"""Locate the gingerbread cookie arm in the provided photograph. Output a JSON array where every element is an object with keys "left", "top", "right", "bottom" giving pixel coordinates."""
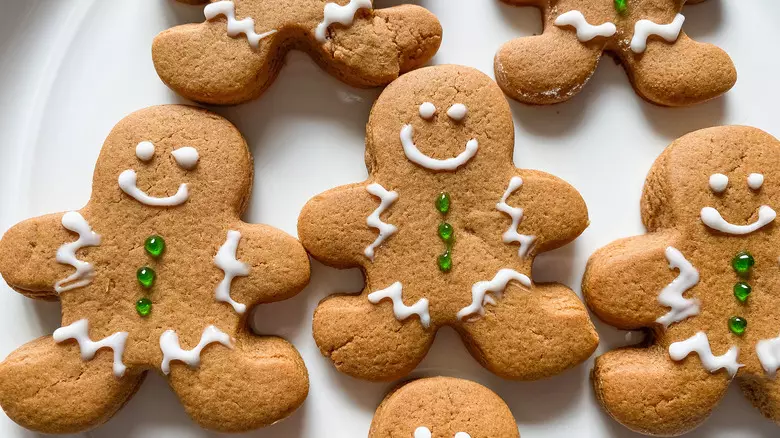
[
  {"left": 583, "top": 230, "right": 686, "bottom": 330},
  {"left": 0, "top": 213, "right": 89, "bottom": 300},
  {"left": 298, "top": 182, "right": 381, "bottom": 268},
  {"left": 0, "top": 336, "right": 145, "bottom": 434},
  {"left": 458, "top": 281, "right": 598, "bottom": 380},
  {"left": 593, "top": 345, "right": 730, "bottom": 436},
  {"left": 168, "top": 331, "right": 308, "bottom": 432}
]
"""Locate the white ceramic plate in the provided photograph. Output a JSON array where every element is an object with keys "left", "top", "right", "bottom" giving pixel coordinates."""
[{"left": 0, "top": 1, "right": 778, "bottom": 437}]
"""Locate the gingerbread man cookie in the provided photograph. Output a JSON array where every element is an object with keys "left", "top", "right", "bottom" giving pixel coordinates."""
[
  {"left": 584, "top": 126, "right": 780, "bottom": 435},
  {"left": 299, "top": 65, "right": 598, "bottom": 382},
  {"left": 0, "top": 106, "right": 310, "bottom": 433},
  {"left": 369, "top": 377, "right": 520, "bottom": 438},
  {"left": 495, "top": 0, "right": 736, "bottom": 106},
  {"left": 153, "top": 0, "right": 442, "bottom": 105}
]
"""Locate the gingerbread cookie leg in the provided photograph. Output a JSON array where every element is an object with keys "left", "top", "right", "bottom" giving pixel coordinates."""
[
  {"left": 622, "top": 33, "right": 736, "bottom": 107},
  {"left": 0, "top": 336, "right": 145, "bottom": 434},
  {"left": 495, "top": 27, "right": 604, "bottom": 104},
  {"left": 593, "top": 345, "right": 730, "bottom": 436},
  {"left": 739, "top": 375, "right": 780, "bottom": 424},
  {"left": 168, "top": 332, "right": 308, "bottom": 432}
]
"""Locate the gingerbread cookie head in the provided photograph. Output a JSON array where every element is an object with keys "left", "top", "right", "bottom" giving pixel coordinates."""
[
  {"left": 0, "top": 105, "right": 310, "bottom": 434},
  {"left": 300, "top": 65, "right": 598, "bottom": 382},
  {"left": 495, "top": 0, "right": 736, "bottom": 106},
  {"left": 369, "top": 377, "right": 520, "bottom": 438},
  {"left": 584, "top": 126, "right": 780, "bottom": 435},
  {"left": 153, "top": 0, "right": 443, "bottom": 105}
]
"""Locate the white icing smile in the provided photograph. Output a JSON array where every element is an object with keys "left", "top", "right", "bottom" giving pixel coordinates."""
[
  {"left": 700, "top": 205, "right": 776, "bottom": 235},
  {"left": 400, "top": 125, "right": 478, "bottom": 171},
  {"left": 119, "top": 170, "right": 190, "bottom": 207}
]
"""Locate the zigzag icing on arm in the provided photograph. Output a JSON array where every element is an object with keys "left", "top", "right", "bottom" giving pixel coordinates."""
[
  {"left": 656, "top": 247, "right": 700, "bottom": 328},
  {"left": 368, "top": 282, "right": 430, "bottom": 328},
  {"left": 756, "top": 335, "right": 780, "bottom": 376},
  {"left": 364, "top": 183, "right": 399, "bottom": 261},
  {"left": 55, "top": 212, "right": 102, "bottom": 293},
  {"left": 554, "top": 10, "right": 616, "bottom": 42},
  {"left": 496, "top": 176, "right": 536, "bottom": 258},
  {"left": 160, "top": 326, "right": 233, "bottom": 375},
  {"left": 630, "top": 13, "right": 685, "bottom": 53},
  {"left": 205, "top": 1, "right": 277, "bottom": 48},
  {"left": 53, "top": 319, "right": 128, "bottom": 377},
  {"left": 214, "top": 230, "right": 250, "bottom": 314},
  {"left": 457, "top": 269, "right": 531, "bottom": 321},
  {"left": 315, "top": 0, "right": 373, "bottom": 43},
  {"left": 669, "top": 332, "right": 742, "bottom": 377}
]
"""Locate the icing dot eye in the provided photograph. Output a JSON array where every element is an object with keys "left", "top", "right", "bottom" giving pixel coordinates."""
[
  {"left": 447, "top": 103, "right": 468, "bottom": 121},
  {"left": 748, "top": 173, "right": 764, "bottom": 190},
  {"left": 414, "top": 427, "right": 432, "bottom": 438},
  {"left": 172, "top": 146, "right": 199, "bottom": 170},
  {"left": 419, "top": 102, "right": 436, "bottom": 120},
  {"left": 709, "top": 173, "right": 728, "bottom": 193},
  {"left": 454, "top": 433, "right": 472, "bottom": 438},
  {"left": 135, "top": 141, "right": 155, "bottom": 162}
]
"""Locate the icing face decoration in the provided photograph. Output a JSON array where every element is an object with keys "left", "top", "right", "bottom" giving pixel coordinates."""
[
  {"left": 701, "top": 173, "right": 776, "bottom": 235},
  {"left": 119, "top": 142, "right": 202, "bottom": 207},
  {"left": 414, "top": 427, "right": 471, "bottom": 438},
  {"left": 401, "top": 103, "right": 478, "bottom": 171}
]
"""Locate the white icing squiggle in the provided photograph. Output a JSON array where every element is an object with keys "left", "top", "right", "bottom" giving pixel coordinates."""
[
  {"left": 368, "top": 282, "right": 430, "bottom": 328},
  {"left": 53, "top": 319, "right": 128, "bottom": 377},
  {"left": 748, "top": 173, "right": 765, "bottom": 190},
  {"left": 457, "top": 269, "right": 531, "bottom": 320},
  {"left": 55, "top": 212, "right": 102, "bottom": 293},
  {"left": 554, "top": 10, "right": 616, "bottom": 42},
  {"left": 172, "top": 147, "right": 199, "bottom": 170},
  {"left": 118, "top": 170, "right": 189, "bottom": 207},
  {"left": 669, "top": 332, "right": 742, "bottom": 377},
  {"left": 709, "top": 173, "right": 728, "bottom": 193},
  {"left": 365, "top": 183, "right": 399, "bottom": 261},
  {"left": 214, "top": 230, "right": 250, "bottom": 314},
  {"left": 160, "top": 325, "right": 232, "bottom": 375},
  {"left": 700, "top": 205, "right": 776, "bottom": 235},
  {"left": 757, "top": 335, "right": 780, "bottom": 377},
  {"left": 496, "top": 176, "right": 536, "bottom": 258},
  {"left": 656, "top": 247, "right": 700, "bottom": 328},
  {"left": 400, "top": 125, "right": 478, "bottom": 171},
  {"left": 631, "top": 14, "right": 685, "bottom": 54},
  {"left": 204, "top": 1, "right": 277, "bottom": 48},
  {"left": 315, "top": 0, "right": 373, "bottom": 43}
]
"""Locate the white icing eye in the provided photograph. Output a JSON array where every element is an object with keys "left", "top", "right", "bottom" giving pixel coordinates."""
[
  {"left": 419, "top": 102, "right": 436, "bottom": 120},
  {"left": 748, "top": 173, "right": 764, "bottom": 190},
  {"left": 172, "top": 147, "right": 199, "bottom": 170},
  {"left": 454, "top": 433, "right": 472, "bottom": 438},
  {"left": 709, "top": 173, "right": 728, "bottom": 193},
  {"left": 414, "top": 427, "right": 432, "bottom": 438},
  {"left": 447, "top": 103, "right": 468, "bottom": 121},
  {"left": 135, "top": 141, "right": 155, "bottom": 162}
]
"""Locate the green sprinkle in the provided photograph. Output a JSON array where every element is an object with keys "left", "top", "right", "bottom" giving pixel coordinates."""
[
  {"left": 614, "top": 0, "right": 627, "bottom": 14},
  {"left": 728, "top": 316, "right": 747, "bottom": 335},
  {"left": 135, "top": 298, "right": 152, "bottom": 317},
  {"left": 438, "top": 250, "right": 452, "bottom": 273},
  {"left": 144, "top": 235, "right": 165, "bottom": 258},
  {"left": 136, "top": 267, "right": 156, "bottom": 289},
  {"left": 438, "top": 222, "right": 454, "bottom": 242},
  {"left": 733, "top": 282, "right": 751, "bottom": 303},
  {"left": 732, "top": 251, "right": 755, "bottom": 276},
  {"left": 435, "top": 192, "right": 451, "bottom": 214}
]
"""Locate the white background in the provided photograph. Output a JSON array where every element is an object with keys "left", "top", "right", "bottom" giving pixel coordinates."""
[{"left": 0, "top": 0, "right": 778, "bottom": 437}]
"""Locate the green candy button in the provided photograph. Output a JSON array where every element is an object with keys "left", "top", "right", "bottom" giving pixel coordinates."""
[
  {"left": 144, "top": 235, "right": 165, "bottom": 258},
  {"left": 614, "top": 0, "right": 627, "bottom": 14},
  {"left": 135, "top": 298, "right": 152, "bottom": 317},
  {"left": 136, "top": 267, "right": 156, "bottom": 289},
  {"left": 733, "top": 282, "right": 751, "bottom": 303},
  {"left": 438, "top": 251, "right": 452, "bottom": 273},
  {"left": 435, "top": 192, "right": 451, "bottom": 214},
  {"left": 729, "top": 316, "right": 747, "bottom": 335},
  {"left": 732, "top": 251, "right": 754, "bottom": 276}
]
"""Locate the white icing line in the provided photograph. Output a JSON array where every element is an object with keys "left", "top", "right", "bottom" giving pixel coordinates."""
[
  {"left": 700, "top": 205, "right": 776, "bottom": 235},
  {"left": 669, "top": 332, "right": 742, "bottom": 377},
  {"left": 368, "top": 282, "right": 430, "bottom": 328},
  {"left": 419, "top": 102, "right": 436, "bottom": 120},
  {"left": 204, "top": 1, "right": 277, "bottom": 48},
  {"left": 160, "top": 325, "right": 233, "bottom": 375},
  {"left": 554, "top": 10, "right": 616, "bottom": 42},
  {"left": 656, "top": 247, "right": 700, "bottom": 328},
  {"left": 118, "top": 169, "right": 189, "bottom": 207},
  {"left": 446, "top": 103, "right": 467, "bottom": 121},
  {"left": 748, "top": 173, "right": 765, "bottom": 190},
  {"left": 54, "top": 212, "right": 101, "bottom": 293},
  {"left": 364, "top": 183, "right": 399, "bottom": 261},
  {"left": 400, "top": 125, "right": 478, "bottom": 171},
  {"left": 415, "top": 427, "right": 432, "bottom": 438},
  {"left": 315, "top": 0, "right": 373, "bottom": 43},
  {"left": 214, "top": 230, "right": 250, "bottom": 314},
  {"left": 454, "top": 433, "right": 471, "bottom": 438},
  {"left": 135, "top": 141, "right": 155, "bottom": 161},
  {"left": 631, "top": 13, "right": 685, "bottom": 54},
  {"left": 496, "top": 176, "right": 537, "bottom": 258},
  {"left": 709, "top": 173, "right": 728, "bottom": 193},
  {"left": 172, "top": 147, "right": 199, "bottom": 170},
  {"left": 457, "top": 269, "right": 531, "bottom": 321},
  {"left": 757, "top": 335, "right": 780, "bottom": 377},
  {"left": 53, "top": 319, "right": 128, "bottom": 377}
]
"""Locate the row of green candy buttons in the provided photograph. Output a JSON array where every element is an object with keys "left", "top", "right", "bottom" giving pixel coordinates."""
[
  {"left": 436, "top": 193, "right": 453, "bottom": 272},
  {"left": 135, "top": 235, "right": 165, "bottom": 316},
  {"left": 729, "top": 251, "right": 754, "bottom": 335}
]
